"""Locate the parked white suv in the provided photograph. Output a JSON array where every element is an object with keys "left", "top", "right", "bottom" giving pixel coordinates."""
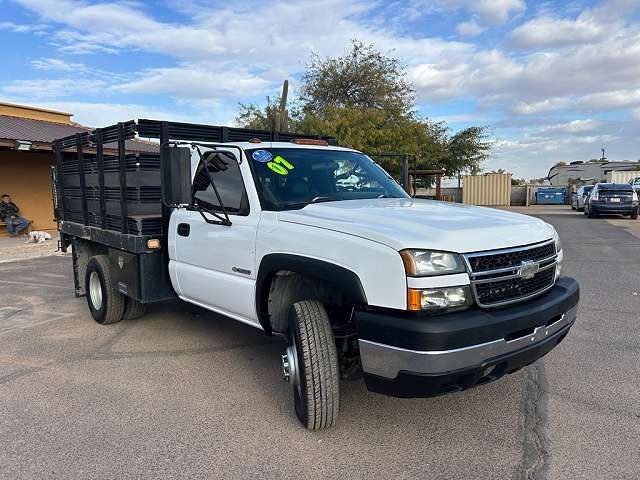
[{"left": 54, "top": 120, "right": 580, "bottom": 430}]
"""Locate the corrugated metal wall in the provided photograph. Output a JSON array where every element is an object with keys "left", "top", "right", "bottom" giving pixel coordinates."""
[
  {"left": 462, "top": 173, "right": 512, "bottom": 206},
  {"left": 606, "top": 171, "right": 639, "bottom": 183}
]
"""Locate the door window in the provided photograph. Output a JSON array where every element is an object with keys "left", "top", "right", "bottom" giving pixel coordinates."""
[{"left": 192, "top": 153, "right": 249, "bottom": 215}]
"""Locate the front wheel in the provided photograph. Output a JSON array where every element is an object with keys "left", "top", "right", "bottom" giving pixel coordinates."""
[
  {"left": 282, "top": 300, "right": 339, "bottom": 430},
  {"left": 631, "top": 209, "right": 638, "bottom": 220}
]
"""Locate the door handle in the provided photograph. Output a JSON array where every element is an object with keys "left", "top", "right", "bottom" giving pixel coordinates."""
[{"left": 177, "top": 223, "right": 190, "bottom": 237}]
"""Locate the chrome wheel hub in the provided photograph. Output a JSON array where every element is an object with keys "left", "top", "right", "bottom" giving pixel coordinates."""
[
  {"left": 89, "top": 271, "right": 103, "bottom": 310},
  {"left": 282, "top": 343, "right": 300, "bottom": 389}
]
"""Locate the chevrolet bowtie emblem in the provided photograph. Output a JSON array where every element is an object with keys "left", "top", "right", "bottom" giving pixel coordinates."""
[{"left": 518, "top": 260, "right": 539, "bottom": 279}]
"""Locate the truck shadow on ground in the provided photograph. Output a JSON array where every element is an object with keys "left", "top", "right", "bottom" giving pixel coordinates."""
[{"left": 113, "top": 300, "right": 537, "bottom": 456}]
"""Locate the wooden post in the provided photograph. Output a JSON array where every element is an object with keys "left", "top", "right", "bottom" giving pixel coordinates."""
[{"left": 435, "top": 174, "right": 442, "bottom": 200}]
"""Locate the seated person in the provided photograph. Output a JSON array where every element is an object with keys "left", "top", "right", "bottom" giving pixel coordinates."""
[{"left": 1, "top": 194, "right": 31, "bottom": 237}]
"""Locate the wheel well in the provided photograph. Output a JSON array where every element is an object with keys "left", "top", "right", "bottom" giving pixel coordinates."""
[
  {"left": 256, "top": 254, "right": 367, "bottom": 335},
  {"left": 71, "top": 238, "right": 108, "bottom": 297}
]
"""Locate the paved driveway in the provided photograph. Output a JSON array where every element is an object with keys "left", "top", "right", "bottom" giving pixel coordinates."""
[{"left": 0, "top": 209, "right": 638, "bottom": 479}]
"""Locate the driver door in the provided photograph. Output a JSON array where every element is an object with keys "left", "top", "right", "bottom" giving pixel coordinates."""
[{"left": 170, "top": 149, "right": 261, "bottom": 327}]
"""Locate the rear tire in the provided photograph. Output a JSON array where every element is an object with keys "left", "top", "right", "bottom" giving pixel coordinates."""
[
  {"left": 286, "top": 300, "right": 339, "bottom": 430},
  {"left": 85, "top": 255, "right": 126, "bottom": 325},
  {"left": 122, "top": 298, "right": 147, "bottom": 320}
]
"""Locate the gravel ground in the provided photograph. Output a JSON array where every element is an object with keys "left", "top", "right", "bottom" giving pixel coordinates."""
[
  {"left": 0, "top": 232, "right": 61, "bottom": 264},
  {"left": 0, "top": 207, "right": 638, "bottom": 479}
]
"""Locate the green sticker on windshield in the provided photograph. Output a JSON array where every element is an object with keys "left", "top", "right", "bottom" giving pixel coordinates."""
[{"left": 267, "top": 155, "right": 294, "bottom": 176}]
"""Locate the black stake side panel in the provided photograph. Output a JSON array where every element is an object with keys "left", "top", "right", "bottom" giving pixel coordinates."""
[{"left": 136, "top": 118, "right": 337, "bottom": 145}]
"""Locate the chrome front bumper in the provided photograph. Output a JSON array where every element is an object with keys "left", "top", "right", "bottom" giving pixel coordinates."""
[{"left": 359, "top": 304, "right": 578, "bottom": 380}]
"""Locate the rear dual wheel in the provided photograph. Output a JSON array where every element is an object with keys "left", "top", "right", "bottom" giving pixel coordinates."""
[{"left": 85, "top": 255, "right": 146, "bottom": 324}]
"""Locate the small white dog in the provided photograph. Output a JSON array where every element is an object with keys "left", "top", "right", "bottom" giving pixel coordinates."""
[{"left": 25, "top": 231, "right": 52, "bottom": 244}]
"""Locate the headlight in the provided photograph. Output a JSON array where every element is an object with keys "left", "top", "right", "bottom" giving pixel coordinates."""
[
  {"left": 633, "top": 191, "right": 638, "bottom": 202},
  {"left": 553, "top": 230, "right": 563, "bottom": 279},
  {"left": 553, "top": 230, "right": 562, "bottom": 254},
  {"left": 407, "top": 286, "right": 472, "bottom": 311},
  {"left": 400, "top": 249, "right": 466, "bottom": 277}
]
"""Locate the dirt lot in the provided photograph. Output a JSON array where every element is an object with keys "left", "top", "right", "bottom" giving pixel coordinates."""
[{"left": 1, "top": 206, "right": 639, "bottom": 479}]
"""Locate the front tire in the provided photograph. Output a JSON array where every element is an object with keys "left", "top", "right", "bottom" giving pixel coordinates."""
[
  {"left": 85, "top": 255, "right": 126, "bottom": 325},
  {"left": 631, "top": 209, "right": 638, "bottom": 220},
  {"left": 285, "top": 300, "right": 339, "bottom": 430}
]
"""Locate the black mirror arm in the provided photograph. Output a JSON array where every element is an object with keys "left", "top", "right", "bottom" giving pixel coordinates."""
[
  {"left": 201, "top": 160, "right": 232, "bottom": 226},
  {"left": 194, "top": 146, "right": 233, "bottom": 227},
  {"left": 192, "top": 205, "right": 232, "bottom": 226}
]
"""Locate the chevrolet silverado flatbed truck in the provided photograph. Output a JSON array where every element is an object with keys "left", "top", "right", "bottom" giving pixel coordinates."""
[{"left": 53, "top": 119, "right": 579, "bottom": 430}]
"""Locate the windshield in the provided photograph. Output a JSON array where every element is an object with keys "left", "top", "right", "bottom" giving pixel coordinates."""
[
  {"left": 584, "top": 186, "right": 594, "bottom": 193},
  {"left": 247, "top": 148, "right": 408, "bottom": 210}
]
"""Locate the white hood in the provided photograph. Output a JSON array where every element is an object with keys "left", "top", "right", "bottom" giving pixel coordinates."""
[{"left": 277, "top": 198, "right": 555, "bottom": 253}]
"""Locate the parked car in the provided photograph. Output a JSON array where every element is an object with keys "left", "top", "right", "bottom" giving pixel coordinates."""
[
  {"left": 571, "top": 185, "right": 594, "bottom": 211},
  {"left": 52, "top": 119, "right": 580, "bottom": 430},
  {"left": 585, "top": 183, "right": 639, "bottom": 219},
  {"left": 628, "top": 176, "right": 640, "bottom": 190}
]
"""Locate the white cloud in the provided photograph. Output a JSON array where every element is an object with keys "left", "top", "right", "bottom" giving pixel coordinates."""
[
  {"left": 456, "top": 20, "right": 485, "bottom": 36},
  {"left": 510, "top": 97, "right": 573, "bottom": 115},
  {"left": 30, "top": 58, "right": 85, "bottom": 71},
  {"left": 3, "top": 100, "right": 235, "bottom": 128},
  {"left": 469, "top": 0, "right": 526, "bottom": 25},
  {"left": 538, "top": 119, "right": 603, "bottom": 135},
  {"left": 578, "top": 89, "right": 640, "bottom": 111},
  {"left": 112, "top": 64, "right": 273, "bottom": 100},
  {"left": 410, "top": 25, "right": 640, "bottom": 115},
  {"left": 408, "top": 0, "right": 525, "bottom": 26},
  {"left": 1, "top": 78, "right": 107, "bottom": 100},
  {"left": 0, "top": 21, "right": 47, "bottom": 33},
  {"left": 510, "top": 16, "right": 606, "bottom": 49}
]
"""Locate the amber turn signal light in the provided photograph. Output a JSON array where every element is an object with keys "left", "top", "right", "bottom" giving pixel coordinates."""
[{"left": 407, "top": 289, "right": 422, "bottom": 311}]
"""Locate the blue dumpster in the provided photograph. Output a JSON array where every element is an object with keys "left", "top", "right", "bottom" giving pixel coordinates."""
[{"left": 536, "top": 187, "right": 566, "bottom": 205}]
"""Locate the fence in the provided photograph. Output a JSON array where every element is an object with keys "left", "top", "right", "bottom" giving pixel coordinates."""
[{"left": 462, "top": 174, "right": 511, "bottom": 206}]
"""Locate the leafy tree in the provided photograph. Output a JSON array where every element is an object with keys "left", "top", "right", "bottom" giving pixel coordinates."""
[
  {"left": 529, "top": 177, "right": 547, "bottom": 185},
  {"left": 446, "top": 126, "right": 492, "bottom": 179},
  {"left": 300, "top": 40, "right": 415, "bottom": 115},
  {"left": 235, "top": 40, "right": 491, "bottom": 182}
]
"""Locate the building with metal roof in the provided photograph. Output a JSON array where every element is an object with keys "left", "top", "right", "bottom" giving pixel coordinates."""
[
  {"left": 0, "top": 102, "right": 157, "bottom": 235},
  {"left": 547, "top": 160, "right": 640, "bottom": 186}
]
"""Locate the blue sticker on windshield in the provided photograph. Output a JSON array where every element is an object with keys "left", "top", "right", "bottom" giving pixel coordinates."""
[{"left": 252, "top": 150, "right": 273, "bottom": 163}]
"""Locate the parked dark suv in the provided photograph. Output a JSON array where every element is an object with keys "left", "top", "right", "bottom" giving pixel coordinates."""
[{"left": 585, "top": 183, "right": 639, "bottom": 219}]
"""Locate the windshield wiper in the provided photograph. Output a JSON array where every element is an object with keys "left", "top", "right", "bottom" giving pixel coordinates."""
[
  {"left": 279, "top": 196, "right": 340, "bottom": 211},
  {"left": 310, "top": 196, "right": 340, "bottom": 204}
]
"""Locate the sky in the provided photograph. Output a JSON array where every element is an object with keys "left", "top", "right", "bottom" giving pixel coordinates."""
[{"left": 1, "top": 0, "right": 639, "bottom": 180}]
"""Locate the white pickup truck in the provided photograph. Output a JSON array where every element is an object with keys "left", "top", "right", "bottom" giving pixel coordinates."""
[{"left": 53, "top": 119, "right": 580, "bottom": 430}]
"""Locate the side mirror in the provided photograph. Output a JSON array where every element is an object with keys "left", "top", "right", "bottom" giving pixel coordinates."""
[{"left": 161, "top": 145, "right": 192, "bottom": 207}]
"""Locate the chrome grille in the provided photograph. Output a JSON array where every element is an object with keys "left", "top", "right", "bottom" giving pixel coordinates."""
[{"left": 465, "top": 240, "right": 557, "bottom": 308}]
